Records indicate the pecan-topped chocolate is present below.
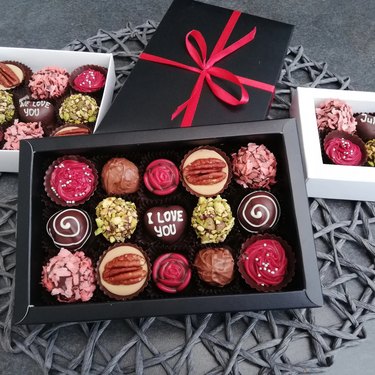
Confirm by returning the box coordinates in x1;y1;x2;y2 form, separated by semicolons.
181;146;231;197
0;62;24;89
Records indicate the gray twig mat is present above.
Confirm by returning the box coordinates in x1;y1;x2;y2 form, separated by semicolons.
0;21;374;374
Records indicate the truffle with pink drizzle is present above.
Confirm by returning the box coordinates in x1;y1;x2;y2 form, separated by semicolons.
324;135;365;166
152;253;191;293
45;156;97;206
238;236;290;290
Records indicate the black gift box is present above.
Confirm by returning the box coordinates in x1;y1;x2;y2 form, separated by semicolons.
96;0;293;133
14;119;322;324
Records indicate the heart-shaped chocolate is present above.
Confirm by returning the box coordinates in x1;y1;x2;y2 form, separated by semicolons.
18;98;55;125
144;205;187;244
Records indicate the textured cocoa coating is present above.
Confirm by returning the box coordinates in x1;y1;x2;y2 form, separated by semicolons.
18;99;55;126
46;208;91;250
101;158;140;195
194;248;234;287
97;243;150;300
237;191;280;233
355;113;375;141
144;205;187;244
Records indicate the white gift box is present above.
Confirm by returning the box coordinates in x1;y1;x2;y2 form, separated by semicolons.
290;87;375;202
0;47;116;173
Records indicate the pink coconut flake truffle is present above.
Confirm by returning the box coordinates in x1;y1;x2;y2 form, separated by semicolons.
41;248;96;303
315;99;357;134
231;143;277;189
3;120;44;150
29;66;69;100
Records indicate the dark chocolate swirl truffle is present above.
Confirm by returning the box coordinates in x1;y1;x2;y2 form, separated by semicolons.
237;191;280;233
46;209;91;250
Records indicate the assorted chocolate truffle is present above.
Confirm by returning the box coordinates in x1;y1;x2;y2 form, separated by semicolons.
355;113;375;141
95;197;138;243
70;66;107;94
231;143;277;190
323;131;366;166
41;248;96;303
0;62;26;90
238;235;293;291
0;90;15;125
51;124;91;137
97;243;150;300
101;157;140;195
181;146;231;197
315;99;356;134
365;139;375;167
144;205;187;244
29;66;69;100
59;94;99;124
152;253;191;293
18;98;55;126
191;196;234;244
237;191;280;233
3;120;44;150
46;209;91;250
194;248;234;287
144;159;179;196
44;156;98;206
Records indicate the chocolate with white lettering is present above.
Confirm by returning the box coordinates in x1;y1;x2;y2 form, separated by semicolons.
144;205;187;244
356;113;375;141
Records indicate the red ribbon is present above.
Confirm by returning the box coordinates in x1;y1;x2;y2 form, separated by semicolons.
140;10;275;127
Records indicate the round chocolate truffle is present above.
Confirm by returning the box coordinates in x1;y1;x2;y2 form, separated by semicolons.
0;90;15;125
237;191;280;233
365;139;375;167
355;113;375;141
41;248;96;303
101;157;140;195
191;196;234;244
143;159;179;196
152;253;191;293
44;156;98;206
144;205;187;244
97;243;150;300
238;235;293;291
231;143;277;190
70;66;107;94
46;209;91;250
194;248;234;287
0;62;25;90
59;94;98;124
51;124;91;137
95;197;138;243
181;146;231;197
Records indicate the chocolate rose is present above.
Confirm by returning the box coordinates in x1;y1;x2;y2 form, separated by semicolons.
152;253;191;293
143;159;179;196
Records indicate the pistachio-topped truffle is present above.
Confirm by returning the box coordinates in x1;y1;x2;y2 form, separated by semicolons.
365;139;375;167
191;196;234;244
59;94;99;124
0;90;15;125
95;197;138;243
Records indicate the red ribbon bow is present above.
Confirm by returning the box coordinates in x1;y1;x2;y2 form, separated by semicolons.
140;10;275;127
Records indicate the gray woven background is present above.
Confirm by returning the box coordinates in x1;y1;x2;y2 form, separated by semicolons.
0;22;374;374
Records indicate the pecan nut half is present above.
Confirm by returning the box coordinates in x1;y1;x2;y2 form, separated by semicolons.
103;253;147;285
183;158;227;185
0;63;21;88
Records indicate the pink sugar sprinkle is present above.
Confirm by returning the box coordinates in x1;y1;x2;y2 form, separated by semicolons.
29;66;69;100
315;99;357;134
3;120;44;150
41;248;96;303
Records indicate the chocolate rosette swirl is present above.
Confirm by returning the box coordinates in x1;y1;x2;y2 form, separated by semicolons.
143;159;179;196
152;253;191;293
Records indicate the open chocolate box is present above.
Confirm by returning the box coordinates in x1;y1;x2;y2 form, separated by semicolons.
14;119;322;324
